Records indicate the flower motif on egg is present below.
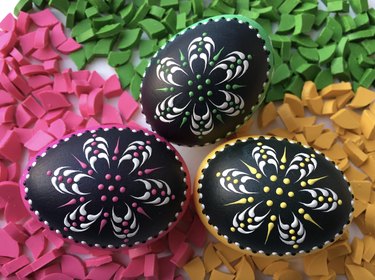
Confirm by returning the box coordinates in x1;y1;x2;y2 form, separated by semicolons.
46;132;175;244
153;32;252;138
216;141;344;250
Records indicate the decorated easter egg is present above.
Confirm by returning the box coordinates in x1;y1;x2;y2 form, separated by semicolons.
21;126;190;248
141;15;273;146
195;136;354;256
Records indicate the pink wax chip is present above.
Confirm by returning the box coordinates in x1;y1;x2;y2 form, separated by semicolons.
50;23;67;48
16;12;31;35
0;73;24;100
169;242;194;268
103;74;122;97
0;59;9;74
16;264;34;279
0;14;16;32
7;162;20;182
158;256;176;280
118;91;139;122
88;71;105;88
16;104;35;128
128;245;151;259
33;84;53;95
18;31;36;55
101;103;123;124
43;59;59;73
0;256;12;264
62;111;85;131
168;228;186;255
87;88;103;116
57;38;81;54
120;257;144;279
0;90;16;106
30;248;64;272
0;229;20;258
144;254;158;279
5;56;19;71
72;79;92;95
29;9;59;27
1;255;30;277
22;95;46;118
34;27;49;49
149;236;169;254
10;47;29;65
41;273;74;280
47;119;66;139
42;229;64;249
3;222;29;243
32;47;60;61
19;65;46;76
8;70;32;95
25;231;46;259
113;267;127;280
85;255;112;268
78;94;89;117
86;117;100;128
0;105;16;124
61;255;86;279
24;130;55;151
33;262;61;279
23;217;43;235
42;108;66;124
53;72;72;93
0;181;29;222
0;130;22;162
186;215;207;248
85;263;121;280
65;243;91;255
34;91;71;111
28;75;52;90
0;160;8;181
0;31;16;55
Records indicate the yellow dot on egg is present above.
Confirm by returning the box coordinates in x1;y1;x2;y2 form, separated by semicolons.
293;244;299;249
298;208;305;214
288;191;294;197
256;173;262;179
291;236;297;241
270;215;277;221
240;223;245;228
257;142;262;146
260;149;265;153
263;186;270;193
311;154;316;158
305;158;310;162
262;155;268;159
280;165;285;170
318;196;324;202
283;178;290;185
247;218;253;223
248;197;254;203
289;229;295;234
230;227;236;232
216;172;221;177
300;162;305;167
233;179;239;184
300;181;307;187
338;199;342;205
266;200;273;207
328;197;333;202
270;175;277;182
280;202;287;208
276;187;283;195
226;176;231;181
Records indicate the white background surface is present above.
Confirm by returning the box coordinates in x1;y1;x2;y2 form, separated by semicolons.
0;1;374;279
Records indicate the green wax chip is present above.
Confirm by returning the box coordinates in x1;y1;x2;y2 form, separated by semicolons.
108;50;132;67
203;8;222;18
119;3;135;24
238;9;259;20
128;2;150;28
251;7;279;21
118;28;142;50
293;13;315;35
14;0;32;15
271;63;291;85
66;3;77;29
294;2;318;14
111;0;125;13
265;84;285;102
70;48;87;70
296;63;320;80
269;34;288;48
96;23;122;39
71;19;92;38
48;0;69;14
361;40;375;55
192;0;204;17
327;0;349;13
326;17;343;41
314;70;333;90
88;0;110;13
340;15;356;33
290;52;307;72
162;8;177;33
149;5;166;19
135;59;149;76
138;18;167;39
176;13;187;30
348;53;364;81
298;47;319;62
92;15;115;30
93;38;116;56
83;41;96;62
285;75;304;97
158;38;167;48
314;11;329;28
160;0;178;9
336;37;349;57
76;27;96;43
210;0;235;14
236;0;249;11
358;54;375;67
85;6;99;18
277;14;295;33
278;0;300;14
280;41;291;62
316;26;334;46
331;57;349;80
349;0;368;14
76;0;87;20
348;28;375;41
130;74;142;100
116;64;134;89
139;39;157;58
272;50;283;69
179;1;191;14
354;13;370;29
368;9;375;23
359;69;375;88
256;18;272;34
318;44;336;64
33;0;47;9
291;35;318;48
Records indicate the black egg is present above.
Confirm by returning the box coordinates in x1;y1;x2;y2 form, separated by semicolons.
195;136;354;257
141;15;273;146
21;126;190;249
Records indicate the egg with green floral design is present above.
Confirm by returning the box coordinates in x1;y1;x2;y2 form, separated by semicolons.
141;15;273;146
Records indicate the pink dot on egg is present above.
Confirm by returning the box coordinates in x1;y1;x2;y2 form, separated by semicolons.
123;229;129;234
104;212;109;218
120;187;126;193
79;216;85;222
105;174;111;180
124;239;129;243
138;171;143;176
138;146;144;150
132;202;137;208
171;195;176;200
88;170;94;175
67;178;73;184
64;227;68;231
94;150;99;154
115;175;121;181
122;221;128;226
108;185;115;191
161;191;166;196
98;184;104;190
72;222;77;227
112;196;119;202
58;176;63;182
93;134;97;137
112;156;117;161
101;195;107;202
133;152;139;157
46;170;52;176
151;189;157;195
80;197;85;202
146;141;151;144
91;142;97;146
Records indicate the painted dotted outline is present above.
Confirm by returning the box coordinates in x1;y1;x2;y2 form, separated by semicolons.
140;15;273;147
196;136;354;257
22;126;189;249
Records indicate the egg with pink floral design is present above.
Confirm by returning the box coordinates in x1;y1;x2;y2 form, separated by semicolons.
21;126;190;248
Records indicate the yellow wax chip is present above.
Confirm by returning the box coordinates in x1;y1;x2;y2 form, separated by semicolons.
310;268;336;280
277;103;300;132
209;269;235;280
268;128;295;139
258;102;277;128
365;203;375;234
284;93;304;117
350;237;364;265
273;269;303;280
322;99;338;115
345;264;375;280
328;256;346;274
306;96;324;115
184;257;206;280
252;256;280;271
353;199;368;218
314;131;338;150
345;166;368;181
348;87;375;109
344;140;369;166
303;124;324;143
302;81;319;103
320;82;352;98
215;250;236;274
331;109;361;130
203;243;222;272
336;91;355;109
364;139;375;153
263;261;289;276
213;242;244;263
354;213;368;235
295;116;317;128
362;235;375;263
361;110;375;140
324;143;348;160
234;256;255;280
294;133;308;145
327;240;352;260
360;156;375;182
337;157;350;171
304;250;329;277
350;180;372;203
363;262;375;277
